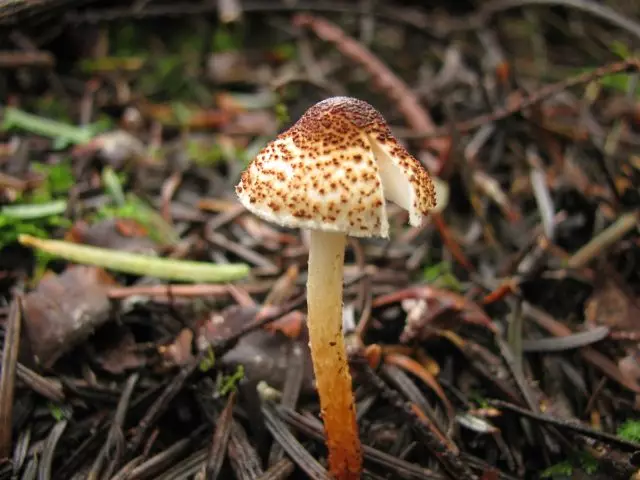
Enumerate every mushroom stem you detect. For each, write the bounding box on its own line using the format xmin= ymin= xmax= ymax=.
xmin=307 ymin=230 xmax=362 ymax=479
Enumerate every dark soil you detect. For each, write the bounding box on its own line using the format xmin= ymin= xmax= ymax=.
xmin=1 ymin=1 xmax=639 ymax=479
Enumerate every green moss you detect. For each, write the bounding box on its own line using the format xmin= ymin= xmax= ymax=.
xmin=211 ymin=24 xmax=243 ymax=52
xmin=618 ymin=420 xmax=640 ymax=443
xmin=0 ymin=161 xmax=74 ymax=249
xmin=31 ymin=162 xmax=75 ymax=200
xmin=199 ymin=347 xmax=216 ymax=373
xmin=47 ymin=402 xmax=68 ymax=422
xmin=541 ymin=452 xmax=598 ymax=479
xmin=218 ymin=365 xmax=245 ymax=396
xmin=541 ymin=461 xmax=573 ymax=478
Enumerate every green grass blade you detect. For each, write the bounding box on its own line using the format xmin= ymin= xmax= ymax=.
xmin=2 ymin=108 xmax=94 ymax=145
xmin=19 ymin=234 xmax=250 ymax=283
xmin=1 ymin=200 xmax=67 ymax=220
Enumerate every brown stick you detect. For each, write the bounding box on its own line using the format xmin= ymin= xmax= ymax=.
xmin=0 ymin=297 xmax=22 ymax=459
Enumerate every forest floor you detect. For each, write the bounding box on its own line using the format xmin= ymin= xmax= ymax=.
xmin=0 ymin=1 xmax=639 ymax=479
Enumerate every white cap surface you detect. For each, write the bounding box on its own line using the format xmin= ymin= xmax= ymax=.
xmin=235 ymin=97 xmax=436 ymax=238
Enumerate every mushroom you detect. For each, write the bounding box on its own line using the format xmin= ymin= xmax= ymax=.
xmin=235 ymin=97 xmax=436 ymax=479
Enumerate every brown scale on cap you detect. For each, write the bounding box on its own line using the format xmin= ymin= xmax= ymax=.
xmin=235 ymin=96 xmax=436 ymax=238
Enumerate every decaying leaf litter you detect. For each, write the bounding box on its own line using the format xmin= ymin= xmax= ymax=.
xmin=1 ymin=1 xmax=640 ymax=479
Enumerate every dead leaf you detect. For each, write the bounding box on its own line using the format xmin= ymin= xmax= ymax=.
xmin=480 ymin=469 xmax=500 ymax=480
xmin=197 ymin=305 xmax=255 ymax=346
xmin=22 ymin=266 xmax=117 ymax=367
xmin=384 ymin=352 xmax=454 ymax=422
xmin=363 ymin=344 xmax=382 ymax=369
xmin=264 ymin=265 xmax=299 ymax=307
xmin=585 ymin=278 xmax=640 ymax=331
xmin=263 ymin=310 xmax=304 ymax=339
xmin=114 ymin=218 xmax=149 ymax=238
xmin=94 ymin=329 xmax=146 ymax=374
xmin=196 ymin=305 xmax=314 ymax=392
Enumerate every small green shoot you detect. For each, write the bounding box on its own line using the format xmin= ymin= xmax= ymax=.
xmin=199 ymin=347 xmax=216 ymax=372
xmin=574 ymin=44 xmax=640 ymax=98
xmin=617 ymin=419 xmax=640 ymax=443
xmin=32 ymin=250 xmax=56 ymax=283
xmin=1 ymin=108 xmax=104 ymax=149
xmin=19 ymin=234 xmax=250 ymax=283
xmin=610 ymin=40 xmax=634 ymax=59
xmin=422 ymin=261 xmax=464 ymax=292
xmin=138 ymin=55 xmax=188 ymax=98
xmin=212 ymin=25 xmax=243 ymax=52
xmin=111 ymin=23 xmax=142 ymax=57
xmin=541 ymin=452 xmax=598 ymax=478
xmin=218 ymin=365 xmax=245 ymax=396
xmin=187 ymin=137 xmax=253 ymax=168
xmin=79 ymin=57 xmax=146 ymax=73
xmin=0 ymin=161 xmax=74 ymax=249
xmin=47 ymin=402 xmax=68 ymax=422
xmin=540 ymin=461 xmax=573 ymax=479
xmin=271 ymin=43 xmax=296 ymax=62
xmin=31 ymin=161 xmax=75 ymax=202
xmin=187 ymin=139 xmax=225 ymax=166
xmin=171 ymin=101 xmax=194 ymax=127
xmin=598 ymin=73 xmax=640 ymax=98
xmin=580 ymin=453 xmax=598 ymax=475
xmin=0 ymin=209 xmax=70 ymax=249
xmin=33 ymin=96 xmax=72 ymax=123
xmin=1 ymin=200 xmax=67 ymax=220
xmin=274 ymin=102 xmax=290 ymax=128
xmin=468 ymin=392 xmax=490 ymax=409
xmin=101 ymin=166 xmax=126 ymax=206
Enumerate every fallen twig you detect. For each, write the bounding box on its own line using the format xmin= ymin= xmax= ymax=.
xmin=567 ymin=211 xmax=639 ymax=268
xmin=107 ymin=283 xmax=271 ymax=299
xmin=0 ymin=50 xmax=54 ymax=68
xmin=489 ymin=398 xmax=640 ymax=452
xmin=403 ymin=58 xmax=640 ymax=139
xmin=0 ymin=297 xmax=22 ymax=459
xmin=523 ymin=302 xmax=640 ymax=392
xmin=201 ymin=391 xmax=236 ymax=479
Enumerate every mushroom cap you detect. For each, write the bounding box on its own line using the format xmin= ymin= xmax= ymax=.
xmin=235 ymin=96 xmax=436 ymax=238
